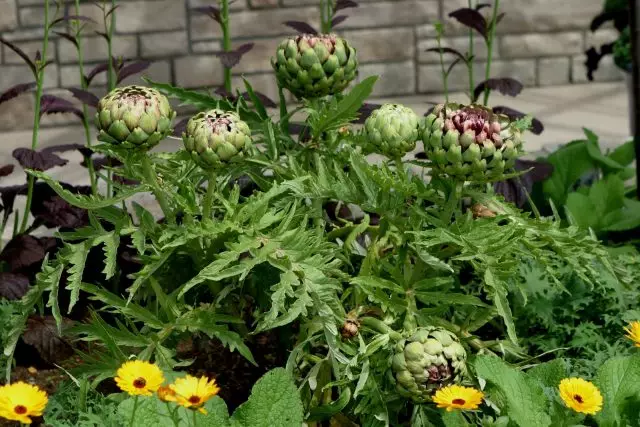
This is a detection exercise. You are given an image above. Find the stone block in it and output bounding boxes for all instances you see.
[174,55,224,88]
[140,31,189,58]
[500,32,583,58]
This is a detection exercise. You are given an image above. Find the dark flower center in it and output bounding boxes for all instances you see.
[574,394,584,404]
[452,398,466,405]
[133,377,147,388]
[188,395,201,404]
[14,405,27,415]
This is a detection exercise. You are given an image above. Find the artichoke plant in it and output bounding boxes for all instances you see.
[271,33,358,99]
[392,326,467,402]
[422,103,523,181]
[364,104,420,158]
[182,109,252,169]
[96,85,175,149]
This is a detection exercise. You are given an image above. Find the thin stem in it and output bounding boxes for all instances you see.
[192,409,198,427]
[278,83,289,133]
[436,30,449,103]
[220,0,232,93]
[467,0,475,101]
[20,0,51,234]
[75,0,98,195]
[140,155,174,224]
[320,0,333,33]
[202,170,217,220]
[128,396,139,427]
[106,0,117,91]
[482,0,500,106]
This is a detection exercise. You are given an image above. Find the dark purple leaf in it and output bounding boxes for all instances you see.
[0,273,29,300]
[22,315,74,365]
[0,165,14,178]
[0,235,58,271]
[42,144,87,155]
[473,77,523,101]
[216,43,254,69]
[105,5,120,18]
[425,47,467,63]
[331,15,348,28]
[0,82,36,106]
[446,57,463,76]
[40,95,84,120]
[215,86,237,101]
[448,8,488,41]
[34,51,41,62]
[584,44,614,81]
[94,30,110,42]
[590,10,629,32]
[353,103,382,124]
[194,5,221,24]
[68,88,99,108]
[0,38,37,75]
[116,60,152,83]
[13,148,68,171]
[85,61,110,86]
[51,15,96,26]
[40,59,56,71]
[494,159,554,208]
[53,31,78,48]
[492,105,545,135]
[283,21,318,35]
[495,12,505,26]
[33,194,88,229]
[0,185,25,220]
[172,117,190,137]
[335,0,358,12]
[241,91,277,108]
[475,3,491,10]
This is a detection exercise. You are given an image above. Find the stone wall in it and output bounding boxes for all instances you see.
[0,0,624,131]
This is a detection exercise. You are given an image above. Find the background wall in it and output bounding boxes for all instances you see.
[0,0,623,131]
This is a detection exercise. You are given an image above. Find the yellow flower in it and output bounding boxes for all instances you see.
[559,378,603,415]
[432,385,484,412]
[157,385,177,402]
[0,381,48,424]
[624,321,640,347]
[169,375,220,414]
[115,360,164,396]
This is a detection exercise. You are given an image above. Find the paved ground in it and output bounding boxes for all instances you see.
[0,81,632,240]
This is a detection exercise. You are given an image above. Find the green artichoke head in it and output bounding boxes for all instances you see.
[422,103,523,182]
[364,104,420,158]
[391,326,467,402]
[182,109,252,169]
[271,33,358,99]
[95,85,175,150]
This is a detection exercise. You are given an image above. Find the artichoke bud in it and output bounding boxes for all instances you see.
[182,109,252,169]
[421,103,524,181]
[391,326,468,402]
[364,104,420,158]
[272,33,358,99]
[95,85,175,150]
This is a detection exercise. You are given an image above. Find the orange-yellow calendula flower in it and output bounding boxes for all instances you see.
[624,321,640,347]
[559,378,603,415]
[157,385,177,402]
[0,381,48,424]
[169,375,220,414]
[432,385,484,411]
[115,360,164,396]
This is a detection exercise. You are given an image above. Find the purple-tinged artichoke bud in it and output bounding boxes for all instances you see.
[421,103,523,181]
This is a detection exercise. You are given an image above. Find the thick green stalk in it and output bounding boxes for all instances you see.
[220,0,232,93]
[482,0,500,106]
[278,83,289,133]
[140,155,174,224]
[395,155,408,182]
[360,317,402,341]
[75,0,97,195]
[320,0,333,33]
[467,0,475,101]
[192,410,198,427]
[19,0,50,234]
[202,171,217,220]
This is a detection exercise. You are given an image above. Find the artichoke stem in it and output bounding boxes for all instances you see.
[202,170,217,220]
[395,155,407,182]
[360,317,403,341]
[140,155,174,224]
